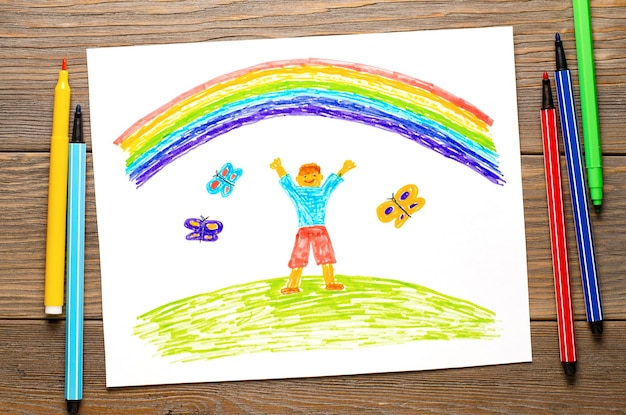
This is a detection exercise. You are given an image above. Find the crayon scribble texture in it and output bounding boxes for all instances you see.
[134,275,499,362]
[115,59,503,188]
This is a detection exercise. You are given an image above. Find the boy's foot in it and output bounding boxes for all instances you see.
[280,287,301,295]
[325,283,345,291]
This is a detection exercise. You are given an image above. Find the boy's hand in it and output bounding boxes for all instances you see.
[270,157,287,178]
[270,158,282,170]
[338,160,356,177]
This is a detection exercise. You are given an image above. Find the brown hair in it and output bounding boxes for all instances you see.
[298,163,321,176]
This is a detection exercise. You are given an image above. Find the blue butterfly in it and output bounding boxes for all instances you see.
[206,162,242,197]
[184,216,223,242]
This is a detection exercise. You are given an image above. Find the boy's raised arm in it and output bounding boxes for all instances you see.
[337,160,356,177]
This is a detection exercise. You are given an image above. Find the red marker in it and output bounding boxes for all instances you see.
[540,72,577,375]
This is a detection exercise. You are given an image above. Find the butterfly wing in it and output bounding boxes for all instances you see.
[184,218,204,240]
[219,162,233,178]
[392,207,411,229]
[405,196,425,216]
[376,200,400,224]
[201,220,223,242]
[206,176,223,195]
[227,166,243,185]
[220,184,233,197]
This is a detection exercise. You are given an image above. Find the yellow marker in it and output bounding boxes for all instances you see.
[45,58,71,314]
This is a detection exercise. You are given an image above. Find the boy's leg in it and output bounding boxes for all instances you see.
[322,263,344,290]
[281,267,303,295]
[282,228,310,295]
[309,227,343,290]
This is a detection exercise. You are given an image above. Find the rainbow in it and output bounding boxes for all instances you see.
[115,58,503,187]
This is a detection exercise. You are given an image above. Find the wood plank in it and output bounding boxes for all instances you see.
[0,320,624,414]
[1,153,624,320]
[0,1,625,154]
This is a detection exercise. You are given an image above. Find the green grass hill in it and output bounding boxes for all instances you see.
[134,274,499,362]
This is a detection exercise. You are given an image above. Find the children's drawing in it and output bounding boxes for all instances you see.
[114,59,503,188]
[377,184,425,228]
[184,216,223,242]
[206,162,242,197]
[87,27,531,388]
[269,158,356,294]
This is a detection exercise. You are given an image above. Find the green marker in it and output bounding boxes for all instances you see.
[572,0,603,212]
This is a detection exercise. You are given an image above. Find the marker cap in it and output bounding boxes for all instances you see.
[45,305,63,315]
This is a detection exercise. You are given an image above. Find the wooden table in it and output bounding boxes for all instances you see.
[1,2,625,414]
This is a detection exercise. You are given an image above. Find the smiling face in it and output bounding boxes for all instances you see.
[296,163,323,187]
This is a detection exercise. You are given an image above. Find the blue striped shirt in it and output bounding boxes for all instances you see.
[280,173,343,227]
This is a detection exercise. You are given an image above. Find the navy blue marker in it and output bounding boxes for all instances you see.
[554,33,604,334]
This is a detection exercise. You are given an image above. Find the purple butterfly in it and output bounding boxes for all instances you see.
[184,216,223,242]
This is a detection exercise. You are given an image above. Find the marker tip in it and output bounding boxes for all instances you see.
[563,361,576,376]
[591,320,603,334]
[76,104,81,114]
[543,72,549,80]
[555,32,561,42]
[67,400,79,414]
[62,58,67,71]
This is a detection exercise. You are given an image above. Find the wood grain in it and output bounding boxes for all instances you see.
[0,321,625,414]
[1,1,625,414]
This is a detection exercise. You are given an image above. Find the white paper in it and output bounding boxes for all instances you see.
[87,26,531,388]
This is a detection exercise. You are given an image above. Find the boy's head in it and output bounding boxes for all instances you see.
[296,163,323,187]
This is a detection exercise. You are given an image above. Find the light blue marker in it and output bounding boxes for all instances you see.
[66,104,86,414]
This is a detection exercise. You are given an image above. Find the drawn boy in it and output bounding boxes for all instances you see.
[270,157,356,295]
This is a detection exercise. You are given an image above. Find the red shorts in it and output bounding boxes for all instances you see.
[288,226,336,268]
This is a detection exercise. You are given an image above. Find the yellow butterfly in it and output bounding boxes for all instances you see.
[376,184,425,228]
